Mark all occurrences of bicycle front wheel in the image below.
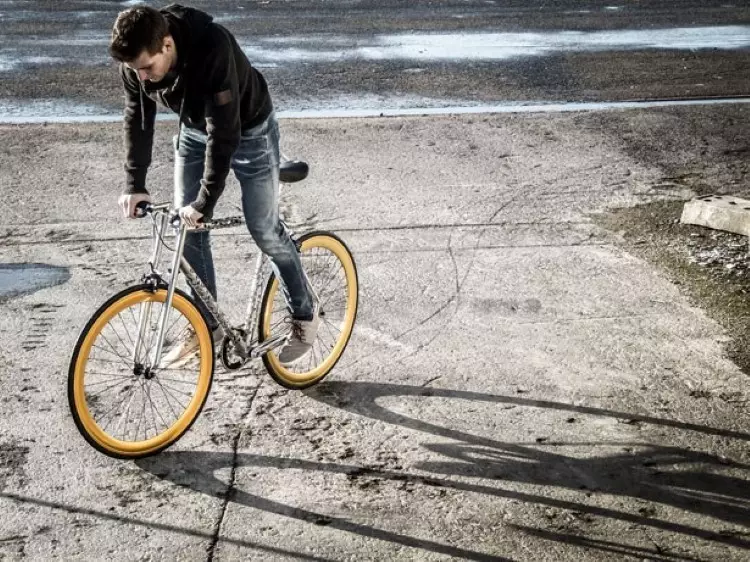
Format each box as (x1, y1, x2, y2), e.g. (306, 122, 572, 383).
(68, 285, 214, 459)
(259, 231, 358, 389)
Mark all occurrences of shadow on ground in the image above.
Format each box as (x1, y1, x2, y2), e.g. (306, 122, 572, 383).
(136, 382, 750, 560)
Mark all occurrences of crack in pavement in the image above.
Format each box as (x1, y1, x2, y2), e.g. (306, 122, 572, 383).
(0, 491, 323, 560)
(206, 379, 263, 562)
(394, 195, 524, 362)
(0, 220, 593, 247)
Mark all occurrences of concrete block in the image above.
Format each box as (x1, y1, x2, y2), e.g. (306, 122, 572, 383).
(680, 195, 750, 236)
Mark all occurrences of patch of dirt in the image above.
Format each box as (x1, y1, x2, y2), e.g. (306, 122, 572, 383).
(0, 441, 30, 489)
(595, 199, 750, 376)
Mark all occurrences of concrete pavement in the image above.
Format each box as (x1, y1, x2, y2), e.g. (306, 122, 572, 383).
(0, 106, 749, 560)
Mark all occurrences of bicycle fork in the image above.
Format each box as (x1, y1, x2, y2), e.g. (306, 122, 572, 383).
(132, 211, 170, 366)
(126, 215, 187, 369)
(148, 222, 189, 367)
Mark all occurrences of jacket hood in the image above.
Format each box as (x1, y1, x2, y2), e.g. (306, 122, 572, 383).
(141, 4, 213, 94)
(160, 4, 214, 58)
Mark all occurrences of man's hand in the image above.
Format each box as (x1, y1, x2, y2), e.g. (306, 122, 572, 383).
(178, 205, 204, 228)
(118, 193, 152, 219)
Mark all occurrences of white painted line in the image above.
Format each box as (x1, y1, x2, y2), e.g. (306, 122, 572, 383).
(277, 98, 750, 118)
(0, 98, 748, 124)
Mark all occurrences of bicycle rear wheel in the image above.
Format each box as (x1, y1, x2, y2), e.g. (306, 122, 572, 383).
(68, 285, 214, 459)
(259, 231, 358, 389)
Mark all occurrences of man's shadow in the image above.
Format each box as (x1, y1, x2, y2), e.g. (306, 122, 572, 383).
(138, 381, 750, 559)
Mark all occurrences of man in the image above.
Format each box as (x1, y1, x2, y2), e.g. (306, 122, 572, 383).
(109, 4, 318, 364)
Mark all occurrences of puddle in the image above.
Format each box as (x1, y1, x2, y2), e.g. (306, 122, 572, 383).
(238, 26, 750, 64)
(2, 26, 748, 74)
(0, 263, 70, 301)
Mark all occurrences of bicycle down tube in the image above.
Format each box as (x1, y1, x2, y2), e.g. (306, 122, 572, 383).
(133, 207, 297, 368)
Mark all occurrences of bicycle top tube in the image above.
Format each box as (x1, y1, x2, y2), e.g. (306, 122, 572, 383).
(138, 201, 249, 232)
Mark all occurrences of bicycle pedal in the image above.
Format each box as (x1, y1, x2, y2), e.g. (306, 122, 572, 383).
(251, 334, 289, 359)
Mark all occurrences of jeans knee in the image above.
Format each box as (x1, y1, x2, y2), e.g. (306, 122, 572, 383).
(250, 223, 290, 258)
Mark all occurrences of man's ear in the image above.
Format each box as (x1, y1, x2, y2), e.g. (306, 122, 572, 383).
(163, 35, 174, 53)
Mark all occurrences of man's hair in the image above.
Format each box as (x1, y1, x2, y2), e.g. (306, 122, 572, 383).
(109, 6, 169, 62)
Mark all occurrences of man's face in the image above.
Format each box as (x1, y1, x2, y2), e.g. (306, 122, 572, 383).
(126, 38, 173, 83)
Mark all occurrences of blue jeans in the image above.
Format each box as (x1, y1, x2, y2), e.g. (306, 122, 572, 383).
(173, 112, 313, 329)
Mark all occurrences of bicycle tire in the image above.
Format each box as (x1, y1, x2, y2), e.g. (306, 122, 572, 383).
(68, 284, 214, 459)
(258, 231, 358, 389)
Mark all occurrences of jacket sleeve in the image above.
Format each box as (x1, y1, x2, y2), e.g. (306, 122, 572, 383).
(190, 30, 241, 218)
(121, 64, 157, 195)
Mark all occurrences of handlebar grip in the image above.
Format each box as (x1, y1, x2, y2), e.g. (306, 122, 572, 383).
(134, 201, 152, 218)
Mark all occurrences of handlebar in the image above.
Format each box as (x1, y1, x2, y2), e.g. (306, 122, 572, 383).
(134, 201, 153, 218)
(134, 201, 209, 229)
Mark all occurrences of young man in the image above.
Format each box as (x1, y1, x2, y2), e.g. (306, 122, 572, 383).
(109, 4, 318, 364)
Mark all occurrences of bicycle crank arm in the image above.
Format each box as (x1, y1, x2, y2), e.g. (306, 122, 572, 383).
(250, 334, 290, 359)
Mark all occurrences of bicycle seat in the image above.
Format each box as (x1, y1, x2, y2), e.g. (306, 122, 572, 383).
(280, 160, 309, 183)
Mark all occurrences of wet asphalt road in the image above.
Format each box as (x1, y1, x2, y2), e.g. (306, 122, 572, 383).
(0, 0, 748, 118)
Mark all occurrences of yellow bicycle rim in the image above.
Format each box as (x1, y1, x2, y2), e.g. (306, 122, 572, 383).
(262, 234, 358, 386)
(71, 290, 212, 457)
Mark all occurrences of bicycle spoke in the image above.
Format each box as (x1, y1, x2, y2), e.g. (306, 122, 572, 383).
(115, 383, 140, 440)
(117, 311, 137, 351)
(318, 324, 336, 351)
(308, 341, 319, 371)
(127, 304, 143, 362)
(311, 255, 340, 293)
(154, 375, 199, 384)
(158, 361, 201, 372)
(142, 382, 156, 440)
(313, 338, 327, 365)
(86, 371, 133, 380)
(87, 378, 133, 400)
(153, 377, 189, 412)
(100, 383, 137, 434)
(143, 302, 163, 362)
(318, 267, 345, 308)
(103, 320, 134, 361)
(153, 381, 194, 398)
(320, 322, 339, 351)
(321, 304, 348, 315)
(91, 342, 133, 371)
(153, 379, 183, 425)
(322, 316, 343, 336)
(133, 378, 147, 441)
(86, 373, 132, 388)
(96, 330, 131, 363)
(144, 381, 160, 441)
(145, 381, 171, 434)
(87, 356, 128, 366)
(163, 313, 190, 347)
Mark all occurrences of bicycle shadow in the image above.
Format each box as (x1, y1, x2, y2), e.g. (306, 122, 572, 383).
(140, 452, 511, 561)
(138, 381, 750, 558)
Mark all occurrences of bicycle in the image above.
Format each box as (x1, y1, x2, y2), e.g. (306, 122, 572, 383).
(67, 160, 359, 459)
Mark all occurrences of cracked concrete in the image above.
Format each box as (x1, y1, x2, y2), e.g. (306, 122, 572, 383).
(0, 106, 749, 560)
(204, 374, 267, 562)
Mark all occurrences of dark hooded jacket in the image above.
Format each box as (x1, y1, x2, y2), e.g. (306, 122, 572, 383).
(120, 4, 273, 217)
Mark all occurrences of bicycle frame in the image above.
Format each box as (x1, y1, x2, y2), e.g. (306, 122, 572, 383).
(135, 205, 292, 368)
